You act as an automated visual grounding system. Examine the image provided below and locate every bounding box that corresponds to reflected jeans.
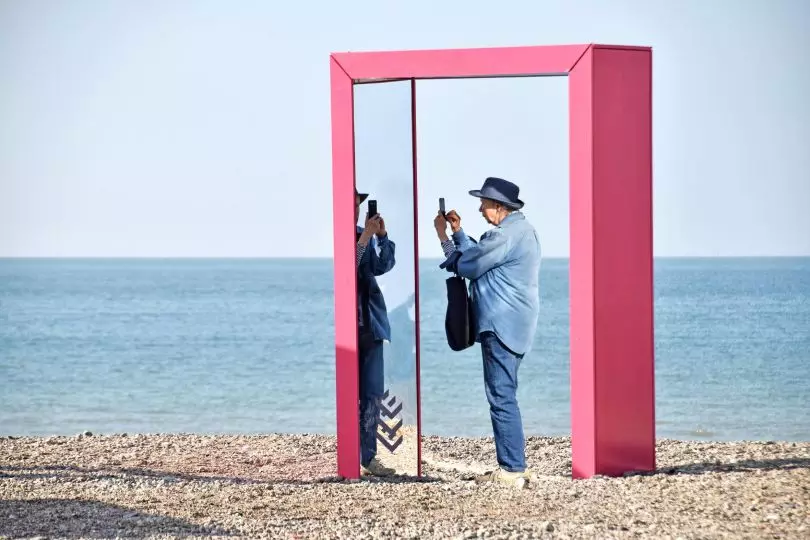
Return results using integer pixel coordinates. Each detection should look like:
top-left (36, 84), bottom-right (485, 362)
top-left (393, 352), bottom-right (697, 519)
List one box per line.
top-left (359, 332), bottom-right (384, 466)
top-left (480, 331), bottom-right (526, 472)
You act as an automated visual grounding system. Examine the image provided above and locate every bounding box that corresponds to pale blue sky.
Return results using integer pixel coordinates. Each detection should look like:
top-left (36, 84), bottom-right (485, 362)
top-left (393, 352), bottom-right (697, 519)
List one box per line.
top-left (1, 0), bottom-right (808, 257)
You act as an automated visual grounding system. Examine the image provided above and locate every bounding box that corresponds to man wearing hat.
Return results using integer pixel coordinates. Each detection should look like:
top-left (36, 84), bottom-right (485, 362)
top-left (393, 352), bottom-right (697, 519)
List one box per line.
top-left (434, 177), bottom-right (541, 487)
top-left (355, 188), bottom-right (397, 476)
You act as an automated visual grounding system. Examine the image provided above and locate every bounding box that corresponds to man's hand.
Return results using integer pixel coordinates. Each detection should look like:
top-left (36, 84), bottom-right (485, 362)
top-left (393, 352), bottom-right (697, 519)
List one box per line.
top-left (434, 212), bottom-right (447, 233)
top-left (445, 210), bottom-right (462, 233)
top-left (359, 215), bottom-right (381, 245)
top-left (434, 211), bottom-right (449, 242)
top-left (376, 216), bottom-right (387, 238)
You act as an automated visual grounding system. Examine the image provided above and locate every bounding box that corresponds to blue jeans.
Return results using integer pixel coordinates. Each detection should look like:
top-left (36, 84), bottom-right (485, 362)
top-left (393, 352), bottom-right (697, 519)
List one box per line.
top-left (480, 331), bottom-right (526, 472)
top-left (359, 335), bottom-right (384, 466)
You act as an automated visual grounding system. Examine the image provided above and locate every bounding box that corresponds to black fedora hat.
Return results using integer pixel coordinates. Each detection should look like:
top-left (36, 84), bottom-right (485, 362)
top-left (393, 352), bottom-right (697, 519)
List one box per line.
top-left (355, 188), bottom-right (369, 203)
top-left (469, 177), bottom-right (524, 210)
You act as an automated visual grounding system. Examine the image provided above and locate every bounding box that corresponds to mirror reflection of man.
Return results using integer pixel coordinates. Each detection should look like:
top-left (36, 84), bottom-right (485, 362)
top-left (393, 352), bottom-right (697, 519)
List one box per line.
top-left (355, 188), bottom-right (396, 476)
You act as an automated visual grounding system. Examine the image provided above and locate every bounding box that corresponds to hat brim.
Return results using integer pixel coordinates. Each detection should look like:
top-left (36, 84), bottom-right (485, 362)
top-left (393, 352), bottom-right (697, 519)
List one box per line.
top-left (469, 190), bottom-right (524, 210)
top-left (356, 192), bottom-right (369, 203)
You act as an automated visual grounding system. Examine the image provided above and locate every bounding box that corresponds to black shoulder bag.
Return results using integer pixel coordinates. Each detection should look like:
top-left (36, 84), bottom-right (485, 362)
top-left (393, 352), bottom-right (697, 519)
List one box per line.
top-left (440, 252), bottom-right (476, 351)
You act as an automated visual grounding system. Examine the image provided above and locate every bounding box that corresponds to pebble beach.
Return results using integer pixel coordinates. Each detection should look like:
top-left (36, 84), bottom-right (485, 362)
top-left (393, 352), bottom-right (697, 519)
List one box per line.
top-left (1, 432), bottom-right (808, 539)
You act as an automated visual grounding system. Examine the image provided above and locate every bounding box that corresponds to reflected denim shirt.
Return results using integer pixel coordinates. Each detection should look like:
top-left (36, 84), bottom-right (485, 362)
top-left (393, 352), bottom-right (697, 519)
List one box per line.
top-left (440, 211), bottom-right (541, 355)
top-left (356, 226), bottom-right (396, 342)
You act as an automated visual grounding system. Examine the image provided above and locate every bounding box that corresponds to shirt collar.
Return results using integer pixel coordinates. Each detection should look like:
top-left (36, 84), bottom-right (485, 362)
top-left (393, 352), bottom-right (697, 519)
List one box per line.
top-left (499, 211), bottom-right (524, 227)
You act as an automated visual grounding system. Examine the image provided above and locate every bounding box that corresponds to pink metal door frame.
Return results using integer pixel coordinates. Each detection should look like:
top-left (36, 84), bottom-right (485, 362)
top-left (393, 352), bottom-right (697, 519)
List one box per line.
top-left (330, 43), bottom-right (654, 480)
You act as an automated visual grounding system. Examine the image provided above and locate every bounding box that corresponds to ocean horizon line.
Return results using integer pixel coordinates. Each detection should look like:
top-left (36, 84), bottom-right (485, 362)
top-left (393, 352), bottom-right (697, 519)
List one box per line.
top-left (2, 255), bottom-right (809, 261)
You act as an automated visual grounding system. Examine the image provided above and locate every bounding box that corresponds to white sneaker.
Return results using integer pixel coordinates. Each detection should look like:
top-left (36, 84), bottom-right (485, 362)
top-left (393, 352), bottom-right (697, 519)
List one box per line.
top-left (474, 467), bottom-right (529, 489)
top-left (361, 458), bottom-right (396, 477)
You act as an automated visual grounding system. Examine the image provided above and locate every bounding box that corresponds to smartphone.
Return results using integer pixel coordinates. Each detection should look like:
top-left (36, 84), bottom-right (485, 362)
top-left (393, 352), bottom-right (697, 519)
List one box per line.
top-left (367, 199), bottom-right (377, 219)
top-left (439, 197), bottom-right (446, 215)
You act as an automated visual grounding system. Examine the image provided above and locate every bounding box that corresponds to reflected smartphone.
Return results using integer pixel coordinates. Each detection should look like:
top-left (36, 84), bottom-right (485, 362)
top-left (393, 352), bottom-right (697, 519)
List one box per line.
top-left (367, 199), bottom-right (377, 219)
top-left (439, 197), bottom-right (446, 216)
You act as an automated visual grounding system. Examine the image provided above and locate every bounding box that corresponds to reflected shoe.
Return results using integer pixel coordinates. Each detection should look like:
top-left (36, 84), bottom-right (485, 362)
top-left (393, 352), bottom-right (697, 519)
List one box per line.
top-left (474, 467), bottom-right (528, 489)
top-left (361, 458), bottom-right (396, 477)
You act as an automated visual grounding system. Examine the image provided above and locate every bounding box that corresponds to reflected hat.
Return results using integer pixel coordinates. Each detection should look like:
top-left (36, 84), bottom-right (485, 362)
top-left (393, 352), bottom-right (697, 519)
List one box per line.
top-left (469, 177), bottom-right (524, 210)
top-left (355, 188), bottom-right (369, 203)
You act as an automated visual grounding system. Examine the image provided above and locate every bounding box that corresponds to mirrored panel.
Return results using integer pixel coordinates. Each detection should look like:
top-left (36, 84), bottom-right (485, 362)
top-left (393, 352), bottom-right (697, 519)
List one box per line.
top-left (352, 80), bottom-right (419, 477)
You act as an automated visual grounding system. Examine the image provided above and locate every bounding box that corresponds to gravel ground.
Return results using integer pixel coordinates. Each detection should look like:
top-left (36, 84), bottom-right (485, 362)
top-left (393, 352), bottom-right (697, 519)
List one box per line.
top-left (1, 432), bottom-right (808, 539)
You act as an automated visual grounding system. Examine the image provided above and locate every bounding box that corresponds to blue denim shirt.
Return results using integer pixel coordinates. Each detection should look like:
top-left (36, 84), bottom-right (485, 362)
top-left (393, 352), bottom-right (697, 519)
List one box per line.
top-left (356, 226), bottom-right (396, 342)
top-left (440, 211), bottom-right (541, 355)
